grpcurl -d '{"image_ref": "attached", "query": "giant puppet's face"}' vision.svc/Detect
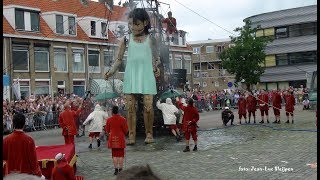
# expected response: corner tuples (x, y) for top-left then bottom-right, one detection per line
(128, 18), (148, 36)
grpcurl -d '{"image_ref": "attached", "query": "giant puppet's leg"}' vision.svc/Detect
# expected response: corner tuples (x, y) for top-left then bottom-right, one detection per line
(143, 95), (154, 144)
(126, 94), (137, 145)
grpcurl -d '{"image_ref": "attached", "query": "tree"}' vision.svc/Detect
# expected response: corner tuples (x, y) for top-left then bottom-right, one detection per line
(219, 20), (272, 91)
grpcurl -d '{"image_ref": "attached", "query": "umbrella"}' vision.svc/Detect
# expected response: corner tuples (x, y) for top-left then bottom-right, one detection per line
(159, 89), (181, 101)
(94, 92), (119, 101)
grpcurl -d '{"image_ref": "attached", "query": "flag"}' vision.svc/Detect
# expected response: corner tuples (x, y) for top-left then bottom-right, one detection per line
(12, 78), (21, 100)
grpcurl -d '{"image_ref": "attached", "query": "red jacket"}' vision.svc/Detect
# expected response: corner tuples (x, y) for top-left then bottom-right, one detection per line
(105, 114), (128, 149)
(237, 97), (247, 114)
(3, 131), (42, 177)
(285, 94), (295, 112)
(59, 108), (82, 136)
(51, 161), (76, 180)
(258, 93), (269, 110)
(176, 101), (199, 132)
(246, 95), (257, 112)
(272, 92), (282, 109)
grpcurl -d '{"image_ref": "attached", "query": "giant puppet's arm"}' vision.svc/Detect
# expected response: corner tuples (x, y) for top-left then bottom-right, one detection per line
(105, 37), (127, 80)
(150, 35), (161, 78)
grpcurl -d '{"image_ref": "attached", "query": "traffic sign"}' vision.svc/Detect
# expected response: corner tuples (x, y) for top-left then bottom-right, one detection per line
(227, 82), (233, 88)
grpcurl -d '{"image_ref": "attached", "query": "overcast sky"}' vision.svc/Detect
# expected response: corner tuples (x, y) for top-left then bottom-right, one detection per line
(110, 0), (316, 41)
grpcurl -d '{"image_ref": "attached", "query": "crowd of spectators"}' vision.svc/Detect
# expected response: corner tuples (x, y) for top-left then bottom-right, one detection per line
(3, 85), (310, 134)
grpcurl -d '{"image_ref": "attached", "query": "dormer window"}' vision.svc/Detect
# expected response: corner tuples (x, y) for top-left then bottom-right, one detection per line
(56, 15), (64, 34)
(15, 9), (40, 32)
(91, 21), (96, 36)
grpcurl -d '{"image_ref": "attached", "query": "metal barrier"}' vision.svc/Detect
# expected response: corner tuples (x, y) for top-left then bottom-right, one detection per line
(24, 111), (60, 132)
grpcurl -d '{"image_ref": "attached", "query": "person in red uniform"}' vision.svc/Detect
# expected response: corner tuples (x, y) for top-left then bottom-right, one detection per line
(105, 106), (128, 176)
(272, 89), (282, 124)
(258, 89), (270, 123)
(3, 113), (44, 178)
(176, 97), (200, 152)
(246, 91), (257, 123)
(285, 89), (295, 123)
(237, 93), (247, 124)
(59, 100), (83, 144)
(51, 153), (76, 180)
(162, 11), (177, 34)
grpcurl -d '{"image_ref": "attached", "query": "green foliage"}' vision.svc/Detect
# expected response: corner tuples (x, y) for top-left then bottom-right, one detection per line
(219, 20), (272, 90)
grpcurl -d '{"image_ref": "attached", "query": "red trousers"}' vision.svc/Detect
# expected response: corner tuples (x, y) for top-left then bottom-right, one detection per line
(64, 135), (75, 144)
(184, 128), (197, 141)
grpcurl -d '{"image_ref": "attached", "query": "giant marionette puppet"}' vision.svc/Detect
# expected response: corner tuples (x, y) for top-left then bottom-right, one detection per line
(105, 8), (160, 145)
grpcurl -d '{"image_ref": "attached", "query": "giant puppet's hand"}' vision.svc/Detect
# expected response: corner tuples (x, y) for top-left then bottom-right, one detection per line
(153, 57), (161, 78)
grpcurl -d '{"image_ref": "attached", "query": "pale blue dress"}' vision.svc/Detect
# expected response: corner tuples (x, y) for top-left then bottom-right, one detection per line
(123, 35), (157, 95)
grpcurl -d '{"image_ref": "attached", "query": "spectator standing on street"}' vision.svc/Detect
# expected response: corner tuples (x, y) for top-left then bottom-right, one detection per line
(59, 100), (83, 144)
(237, 93), (247, 124)
(3, 113), (44, 179)
(221, 107), (234, 126)
(156, 98), (182, 142)
(105, 106), (128, 175)
(272, 89), (282, 124)
(51, 153), (76, 180)
(285, 89), (295, 124)
(83, 104), (108, 149)
(176, 97), (199, 152)
(258, 89), (270, 123)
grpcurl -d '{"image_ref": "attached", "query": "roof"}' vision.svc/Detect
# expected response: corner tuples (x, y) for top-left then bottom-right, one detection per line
(188, 38), (231, 45)
(245, 5), (317, 28)
(3, 0), (126, 44)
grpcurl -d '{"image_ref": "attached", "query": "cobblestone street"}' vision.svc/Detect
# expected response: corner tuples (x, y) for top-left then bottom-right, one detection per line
(29, 106), (317, 180)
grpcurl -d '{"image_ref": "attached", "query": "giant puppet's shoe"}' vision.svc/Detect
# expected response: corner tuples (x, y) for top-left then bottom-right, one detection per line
(144, 133), (154, 144)
(127, 133), (136, 145)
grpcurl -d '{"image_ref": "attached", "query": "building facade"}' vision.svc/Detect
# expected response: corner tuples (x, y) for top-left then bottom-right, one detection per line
(246, 5), (317, 90)
(188, 39), (235, 92)
(3, 0), (192, 100)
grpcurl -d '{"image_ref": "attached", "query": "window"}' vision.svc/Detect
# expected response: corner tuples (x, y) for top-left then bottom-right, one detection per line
(173, 58), (182, 69)
(183, 54), (191, 74)
(101, 22), (107, 37)
(88, 50), (100, 73)
(193, 47), (200, 54)
(35, 80), (50, 96)
(91, 21), (96, 36)
(72, 49), (85, 72)
(12, 45), (29, 72)
(290, 51), (316, 64)
(30, 12), (39, 31)
(206, 46), (214, 53)
(15, 9), (40, 32)
(207, 62), (214, 70)
(54, 48), (68, 72)
(19, 80), (30, 99)
(216, 46), (224, 53)
(68, 17), (76, 35)
(275, 27), (288, 39)
(104, 51), (114, 72)
(15, 9), (25, 30)
(73, 80), (85, 97)
(300, 22), (316, 36)
(276, 54), (288, 66)
(289, 24), (300, 37)
(194, 64), (200, 71)
(56, 15), (64, 34)
(34, 47), (49, 72)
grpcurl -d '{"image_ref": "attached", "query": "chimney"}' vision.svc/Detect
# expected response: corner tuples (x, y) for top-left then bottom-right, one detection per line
(80, 0), (88, 5)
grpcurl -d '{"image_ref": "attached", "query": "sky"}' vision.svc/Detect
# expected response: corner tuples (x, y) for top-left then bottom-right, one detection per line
(108, 0), (317, 42)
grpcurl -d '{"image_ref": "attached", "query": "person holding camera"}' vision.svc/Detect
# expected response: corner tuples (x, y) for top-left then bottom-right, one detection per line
(221, 107), (234, 126)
